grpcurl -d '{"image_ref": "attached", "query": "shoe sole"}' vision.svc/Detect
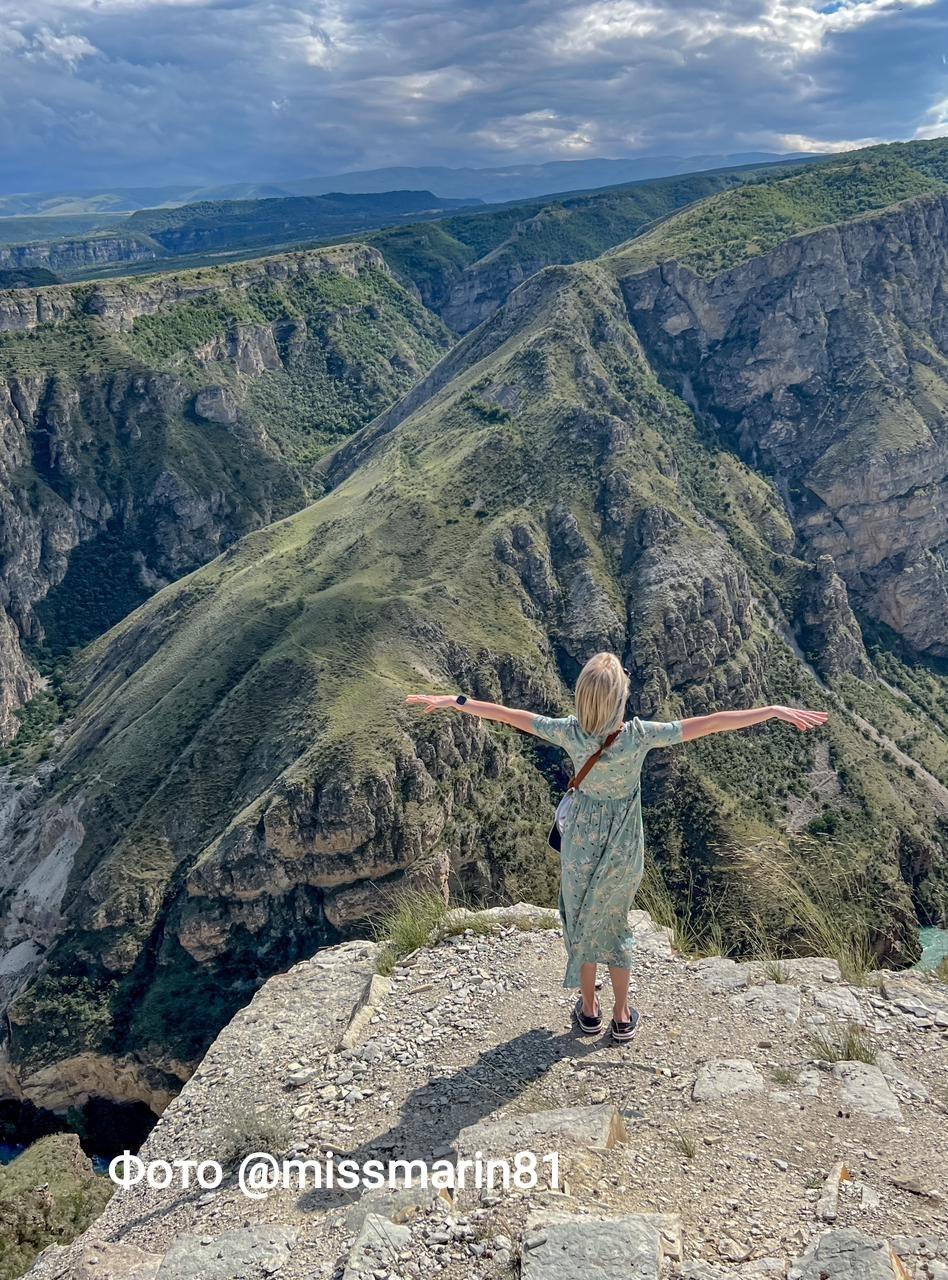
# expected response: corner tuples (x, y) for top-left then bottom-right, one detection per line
(576, 1019), (603, 1035)
(611, 1015), (642, 1043)
(574, 1001), (603, 1035)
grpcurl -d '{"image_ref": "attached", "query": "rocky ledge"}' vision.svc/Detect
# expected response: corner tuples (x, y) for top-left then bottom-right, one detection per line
(25, 906), (948, 1279)
(0, 243), (383, 335)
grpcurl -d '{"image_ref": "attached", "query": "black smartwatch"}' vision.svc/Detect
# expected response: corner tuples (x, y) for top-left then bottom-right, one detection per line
(455, 695), (468, 706)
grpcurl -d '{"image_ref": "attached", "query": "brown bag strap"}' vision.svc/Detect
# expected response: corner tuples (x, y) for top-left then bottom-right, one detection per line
(568, 728), (620, 791)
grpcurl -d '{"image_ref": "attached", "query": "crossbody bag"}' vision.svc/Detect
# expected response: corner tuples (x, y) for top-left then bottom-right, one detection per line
(547, 727), (620, 852)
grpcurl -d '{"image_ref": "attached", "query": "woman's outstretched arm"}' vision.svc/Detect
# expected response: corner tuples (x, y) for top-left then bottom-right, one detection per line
(405, 693), (541, 735)
(680, 704), (828, 742)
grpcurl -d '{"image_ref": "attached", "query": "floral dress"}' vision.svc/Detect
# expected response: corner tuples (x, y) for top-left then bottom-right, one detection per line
(532, 714), (683, 986)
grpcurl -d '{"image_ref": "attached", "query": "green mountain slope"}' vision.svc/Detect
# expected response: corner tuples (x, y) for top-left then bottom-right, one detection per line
(367, 165), (794, 330)
(0, 246), (449, 740)
(125, 190), (479, 255)
(607, 152), (943, 276)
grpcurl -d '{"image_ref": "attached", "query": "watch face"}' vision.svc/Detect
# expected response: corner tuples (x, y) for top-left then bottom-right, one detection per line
(456, 695), (467, 705)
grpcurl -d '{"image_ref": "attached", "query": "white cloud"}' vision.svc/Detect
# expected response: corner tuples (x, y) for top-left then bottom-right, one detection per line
(24, 26), (97, 65)
(770, 131), (886, 153)
(473, 108), (602, 155)
(914, 95), (948, 137)
(389, 68), (481, 103)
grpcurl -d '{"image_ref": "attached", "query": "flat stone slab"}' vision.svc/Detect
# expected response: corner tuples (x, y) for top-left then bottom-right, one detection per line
(443, 902), (561, 934)
(629, 909), (675, 956)
(812, 986), (866, 1023)
(157, 1226), (298, 1279)
(833, 1062), (903, 1122)
(48, 1241), (162, 1280)
(789, 1228), (909, 1279)
(688, 957), (751, 994)
(733, 983), (802, 1024)
(882, 974), (948, 1020)
(345, 1182), (449, 1231)
(693, 1058), (766, 1103)
(456, 1104), (626, 1157)
(521, 1210), (675, 1279)
(877, 1051), (930, 1103)
(342, 1214), (411, 1280)
(342, 1213), (409, 1280)
(781, 958), (843, 985)
(669, 1263), (786, 1280)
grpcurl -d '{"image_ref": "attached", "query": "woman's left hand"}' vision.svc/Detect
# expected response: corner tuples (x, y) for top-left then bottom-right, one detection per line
(405, 694), (459, 715)
(770, 705), (829, 732)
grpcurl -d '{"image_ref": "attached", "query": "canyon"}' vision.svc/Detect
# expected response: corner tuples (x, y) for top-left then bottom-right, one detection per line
(0, 144), (946, 1135)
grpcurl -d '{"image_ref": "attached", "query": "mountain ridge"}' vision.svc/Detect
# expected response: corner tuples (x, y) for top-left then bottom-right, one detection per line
(0, 151), (808, 218)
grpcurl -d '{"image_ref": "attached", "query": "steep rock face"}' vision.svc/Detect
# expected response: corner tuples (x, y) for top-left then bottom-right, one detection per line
(798, 555), (873, 680)
(617, 192), (948, 656)
(0, 245), (450, 741)
(0, 235), (162, 277)
(0, 612), (39, 743)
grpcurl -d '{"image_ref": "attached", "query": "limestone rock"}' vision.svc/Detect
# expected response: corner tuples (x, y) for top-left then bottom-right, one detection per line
(444, 902), (561, 935)
(832, 1062), (903, 1122)
(732, 984), (802, 1025)
(789, 1228), (910, 1279)
(520, 1210), (674, 1280)
(798, 555), (873, 679)
(156, 1226), (298, 1279)
(882, 975), (948, 1021)
(629, 909), (675, 957)
(342, 1214), (410, 1280)
(689, 956), (751, 994)
(816, 1161), (851, 1223)
(876, 1051), (931, 1103)
(345, 1183), (449, 1231)
(812, 987), (866, 1024)
(692, 1059), (766, 1102)
(193, 386), (238, 424)
(68, 1241), (161, 1280)
(456, 1104), (626, 1158)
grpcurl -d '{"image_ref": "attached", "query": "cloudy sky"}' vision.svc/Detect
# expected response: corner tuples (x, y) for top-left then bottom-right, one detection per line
(0, 0), (946, 194)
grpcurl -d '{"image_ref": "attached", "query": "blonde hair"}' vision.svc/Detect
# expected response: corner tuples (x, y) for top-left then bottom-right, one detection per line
(575, 652), (629, 737)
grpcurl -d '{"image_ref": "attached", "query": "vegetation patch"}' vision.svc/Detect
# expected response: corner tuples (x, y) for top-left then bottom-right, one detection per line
(0, 1134), (111, 1280)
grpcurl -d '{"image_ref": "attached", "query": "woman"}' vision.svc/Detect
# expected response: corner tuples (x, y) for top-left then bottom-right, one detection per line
(406, 652), (827, 1043)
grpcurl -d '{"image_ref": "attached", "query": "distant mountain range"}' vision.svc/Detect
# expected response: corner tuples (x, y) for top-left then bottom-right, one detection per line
(0, 155), (821, 283)
(0, 151), (807, 226)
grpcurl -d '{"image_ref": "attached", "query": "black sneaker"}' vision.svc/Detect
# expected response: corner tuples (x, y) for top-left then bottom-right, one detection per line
(610, 1010), (641, 1042)
(573, 997), (603, 1035)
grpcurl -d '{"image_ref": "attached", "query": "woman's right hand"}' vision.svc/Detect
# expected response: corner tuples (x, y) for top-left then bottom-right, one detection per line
(405, 694), (460, 715)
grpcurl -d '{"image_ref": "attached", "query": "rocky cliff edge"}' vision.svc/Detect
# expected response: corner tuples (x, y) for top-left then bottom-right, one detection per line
(24, 905), (948, 1280)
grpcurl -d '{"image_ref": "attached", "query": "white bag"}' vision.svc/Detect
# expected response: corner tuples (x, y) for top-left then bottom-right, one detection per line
(554, 790), (574, 834)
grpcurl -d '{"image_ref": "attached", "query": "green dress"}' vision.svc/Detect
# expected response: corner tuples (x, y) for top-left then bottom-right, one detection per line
(532, 713), (684, 986)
